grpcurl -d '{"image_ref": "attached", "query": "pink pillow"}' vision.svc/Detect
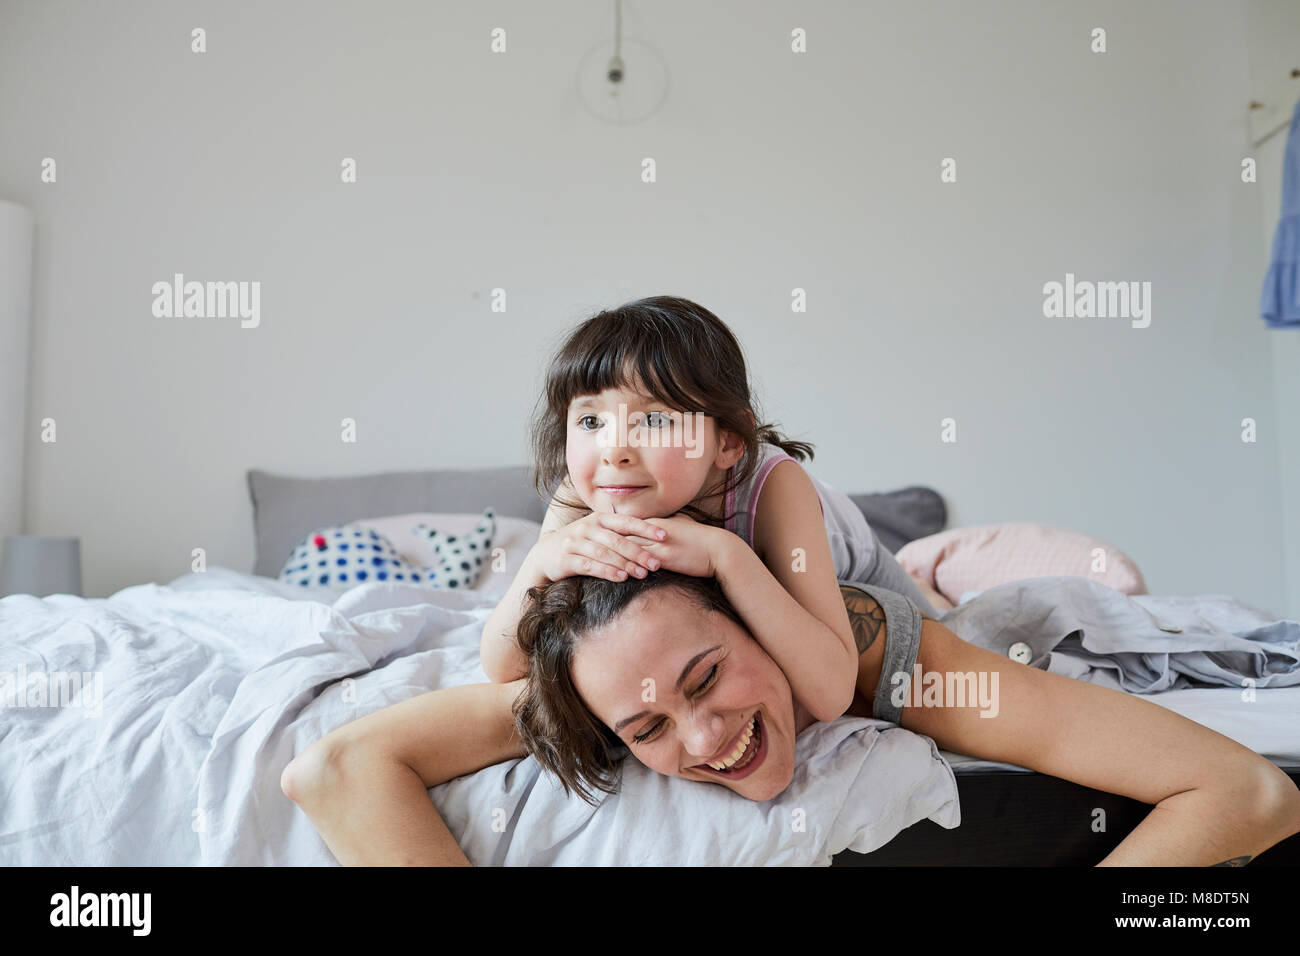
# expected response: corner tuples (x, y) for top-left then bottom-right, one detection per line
(896, 522), (1147, 604)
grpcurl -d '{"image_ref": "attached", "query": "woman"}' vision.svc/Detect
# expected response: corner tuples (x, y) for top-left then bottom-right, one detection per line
(282, 570), (1300, 866)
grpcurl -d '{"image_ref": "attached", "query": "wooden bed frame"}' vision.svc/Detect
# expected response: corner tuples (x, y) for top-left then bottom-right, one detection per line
(831, 761), (1300, 866)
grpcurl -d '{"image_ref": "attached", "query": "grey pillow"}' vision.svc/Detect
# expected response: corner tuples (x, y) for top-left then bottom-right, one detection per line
(848, 487), (947, 554)
(247, 466), (546, 578)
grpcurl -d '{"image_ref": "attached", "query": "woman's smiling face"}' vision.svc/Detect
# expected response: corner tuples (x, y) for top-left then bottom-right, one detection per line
(569, 584), (799, 802)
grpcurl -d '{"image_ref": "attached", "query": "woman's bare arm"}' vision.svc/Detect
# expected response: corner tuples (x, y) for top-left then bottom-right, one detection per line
(894, 619), (1300, 865)
(281, 680), (528, 866)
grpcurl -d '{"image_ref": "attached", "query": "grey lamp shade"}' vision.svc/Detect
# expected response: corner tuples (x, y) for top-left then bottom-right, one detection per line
(0, 536), (82, 597)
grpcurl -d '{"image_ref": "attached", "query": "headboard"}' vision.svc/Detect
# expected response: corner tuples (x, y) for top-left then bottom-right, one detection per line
(247, 465), (946, 579)
(247, 465), (546, 578)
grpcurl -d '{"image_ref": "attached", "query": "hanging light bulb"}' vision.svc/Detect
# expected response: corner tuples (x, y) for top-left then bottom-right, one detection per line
(577, 0), (669, 125)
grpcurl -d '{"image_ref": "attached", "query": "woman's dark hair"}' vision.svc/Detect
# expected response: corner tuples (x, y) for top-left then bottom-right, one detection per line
(530, 295), (815, 528)
(512, 569), (750, 806)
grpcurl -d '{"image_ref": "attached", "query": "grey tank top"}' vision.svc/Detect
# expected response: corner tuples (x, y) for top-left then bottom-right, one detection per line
(723, 441), (886, 585)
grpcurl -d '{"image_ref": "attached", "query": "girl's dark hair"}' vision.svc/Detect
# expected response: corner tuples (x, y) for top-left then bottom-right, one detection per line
(511, 569), (749, 806)
(530, 295), (815, 528)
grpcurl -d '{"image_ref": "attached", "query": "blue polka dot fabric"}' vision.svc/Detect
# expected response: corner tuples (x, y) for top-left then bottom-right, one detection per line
(277, 508), (498, 591)
(414, 507), (497, 589)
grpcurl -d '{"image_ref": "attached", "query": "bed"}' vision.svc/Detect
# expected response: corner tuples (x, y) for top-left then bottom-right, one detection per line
(843, 693), (1300, 866)
(0, 463), (1295, 866)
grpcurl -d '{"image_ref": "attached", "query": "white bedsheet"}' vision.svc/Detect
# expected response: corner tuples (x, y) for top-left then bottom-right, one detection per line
(0, 566), (960, 866)
(942, 584), (1300, 773)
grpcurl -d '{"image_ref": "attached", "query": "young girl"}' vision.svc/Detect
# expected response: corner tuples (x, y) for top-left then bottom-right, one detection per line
(479, 294), (944, 725)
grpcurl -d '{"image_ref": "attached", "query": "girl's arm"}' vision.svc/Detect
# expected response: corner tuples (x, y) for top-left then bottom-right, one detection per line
(482, 477), (592, 683)
(480, 476), (663, 683)
(708, 462), (865, 721)
(712, 535), (859, 721)
(480, 545), (552, 683)
(898, 617), (1300, 865)
(281, 680), (528, 866)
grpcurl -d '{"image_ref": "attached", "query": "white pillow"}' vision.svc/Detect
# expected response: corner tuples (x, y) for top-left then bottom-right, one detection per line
(352, 512), (543, 595)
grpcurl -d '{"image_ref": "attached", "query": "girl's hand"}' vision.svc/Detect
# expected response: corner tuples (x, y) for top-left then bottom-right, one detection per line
(530, 512), (668, 583)
(628, 513), (725, 579)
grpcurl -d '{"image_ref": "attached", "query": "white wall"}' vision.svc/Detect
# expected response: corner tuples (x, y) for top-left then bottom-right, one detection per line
(0, 0), (1293, 613)
(1246, 0), (1300, 620)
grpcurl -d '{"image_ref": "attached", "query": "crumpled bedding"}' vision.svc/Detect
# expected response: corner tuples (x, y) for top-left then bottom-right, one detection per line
(940, 576), (1300, 692)
(0, 566), (960, 866)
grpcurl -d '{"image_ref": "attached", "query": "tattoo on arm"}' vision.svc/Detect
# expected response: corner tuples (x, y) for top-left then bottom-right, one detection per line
(1210, 855), (1252, 867)
(840, 586), (886, 654)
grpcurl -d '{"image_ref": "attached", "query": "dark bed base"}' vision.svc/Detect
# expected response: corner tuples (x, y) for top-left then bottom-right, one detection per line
(832, 764), (1300, 866)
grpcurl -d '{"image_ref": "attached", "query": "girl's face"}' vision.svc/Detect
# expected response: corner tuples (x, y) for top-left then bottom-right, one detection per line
(566, 383), (744, 518)
(570, 587), (800, 802)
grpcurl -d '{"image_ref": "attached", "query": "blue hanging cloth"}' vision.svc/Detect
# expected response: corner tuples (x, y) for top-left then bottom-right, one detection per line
(1260, 97), (1300, 328)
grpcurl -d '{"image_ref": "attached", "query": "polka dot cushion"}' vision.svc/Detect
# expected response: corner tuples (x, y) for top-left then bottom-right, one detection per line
(413, 508), (498, 589)
(278, 508), (498, 590)
(277, 525), (434, 588)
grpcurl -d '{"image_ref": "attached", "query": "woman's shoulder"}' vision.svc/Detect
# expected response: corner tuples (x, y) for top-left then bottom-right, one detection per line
(793, 690), (866, 735)
(793, 654), (873, 732)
